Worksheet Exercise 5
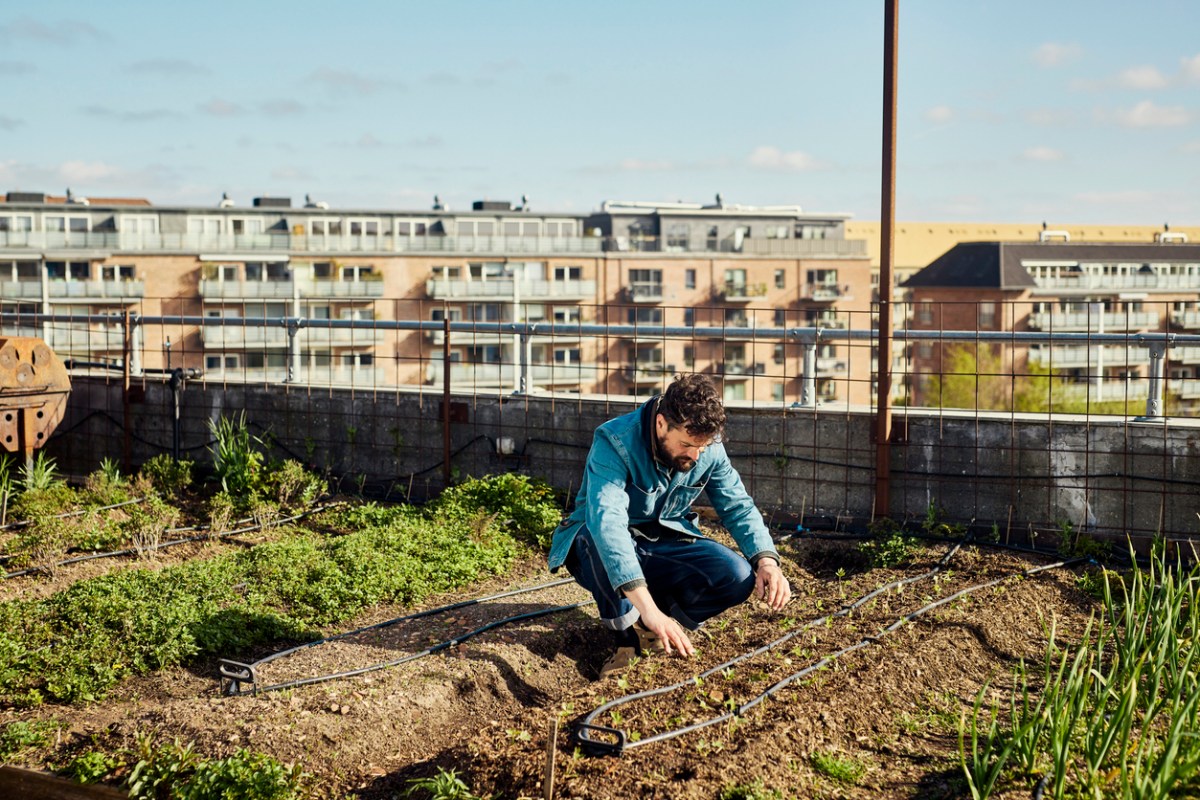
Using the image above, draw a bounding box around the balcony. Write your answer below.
[1034,273,1200,293]
[623,363,675,384]
[624,283,664,303]
[304,327,388,347]
[1026,311,1161,331]
[1170,346,1200,365]
[47,280,145,300]
[605,235,866,257]
[0,230,604,255]
[1029,345,1150,368]
[814,357,848,376]
[1168,379,1200,399]
[715,361,766,378]
[424,361,592,387]
[0,281,43,299]
[425,278,595,301]
[44,327,126,352]
[309,278,385,299]
[202,366,388,387]
[801,283,845,302]
[717,282,769,303]
[199,279,295,300]
[1170,310,1200,329]
[200,325,290,349]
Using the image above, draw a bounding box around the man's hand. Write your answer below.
[624,586,695,657]
[754,558,791,611]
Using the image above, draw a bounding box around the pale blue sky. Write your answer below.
[1,1,1197,224]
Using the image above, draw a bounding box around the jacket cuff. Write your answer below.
[617,578,647,595]
[750,552,781,569]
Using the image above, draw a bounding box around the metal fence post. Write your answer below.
[1136,338,1169,422]
[793,332,817,408]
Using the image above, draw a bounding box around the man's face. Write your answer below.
[654,413,714,472]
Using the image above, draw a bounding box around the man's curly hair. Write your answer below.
[659,374,726,440]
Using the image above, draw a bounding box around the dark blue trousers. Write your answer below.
[565,526,756,631]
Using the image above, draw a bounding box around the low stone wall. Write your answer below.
[46,376,1200,544]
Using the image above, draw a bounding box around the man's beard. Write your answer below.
[655,432,696,472]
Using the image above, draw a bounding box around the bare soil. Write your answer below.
[0,534,1098,799]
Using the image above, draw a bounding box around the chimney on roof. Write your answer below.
[253,196,292,208]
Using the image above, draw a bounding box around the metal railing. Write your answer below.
[5,310,1197,421]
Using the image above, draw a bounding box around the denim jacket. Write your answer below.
[548,397,778,591]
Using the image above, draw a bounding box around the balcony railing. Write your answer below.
[0,281,42,299]
[625,283,664,303]
[801,283,845,302]
[1034,274,1200,292]
[44,280,145,299]
[1026,311,1160,331]
[717,282,770,302]
[199,326,290,349]
[425,361,594,386]
[623,363,675,383]
[606,235,866,257]
[1029,345,1150,368]
[1171,310,1200,329]
[716,361,766,377]
[203,366,387,387]
[425,278,596,301]
[309,279,385,298]
[199,279,295,299]
[0,230,604,255]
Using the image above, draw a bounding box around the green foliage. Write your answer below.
[19,452,62,493]
[718,779,785,800]
[859,518,918,568]
[9,482,76,521]
[78,735,309,800]
[0,719,55,761]
[426,473,561,549]
[0,476,538,705]
[404,768,483,800]
[81,459,132,506]
[810,750,867,785]
[266,460,325,511]
[209,413,265,497]
[139,453,195,495]
[123,494,182,557]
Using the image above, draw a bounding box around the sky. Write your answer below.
[1,1,1198,225]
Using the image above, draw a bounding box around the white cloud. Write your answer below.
[1032,42,1082,68]
[1181,54,1200,84]
[748,145,817,172]
[0,115,22,131]
[82,105,180,123]
[1181,139,1200,154]
[308,67,405,95]
[58,160,120,182]
[1025,107,1081,127]
[925,105,954,124]
[0,17,107,45]
[1118,65,1169,90]
[198,98,243,117]
[259,100,305,116]
[1022,146,1064,162]
[0,61,34,75]
[1115,100,1191,128]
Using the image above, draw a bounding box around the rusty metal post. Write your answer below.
[442,316,452,488]
[123,309,133,472]
[874,0,899,518]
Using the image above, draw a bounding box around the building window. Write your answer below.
[554,347,580,364]
[773,344,785,364]
[724,309,749,328]
[723,383,746,402]
[774,309,787,327]
[666,224,689,251]
[101,265,135,281]
[684,269,696,289]
[683,308,694,326]
[348,219,381,236]
[396,220,428,236]
[552,306,580,323]
[628,307,664,325]
[230,218,263,235]
[45,215,89,233]
[554,266,582,281]
[683,346,694,368]
[978,301,996,328]
[775,269,786,289]
[918,301,934,325]
[120,215,159,234]
[706,226,719,251]
[0,215,33,232]
[772,383,785,402]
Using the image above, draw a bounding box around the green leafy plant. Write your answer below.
[208,412,265,498]
[858,518,918,568]
[404,767,483,800]
[139,453,195,495]
[19,452,61,493]
[425,473,561,549]
[0,719,56,761]
[718,779,784,800]
[267,460,325,510]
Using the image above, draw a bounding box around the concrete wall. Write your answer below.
[44,376,1200,544]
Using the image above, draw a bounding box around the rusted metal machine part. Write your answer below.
[0,337,72,467]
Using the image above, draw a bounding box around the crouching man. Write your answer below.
[549,374,790,678]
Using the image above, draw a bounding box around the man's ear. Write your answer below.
[655,413,668,437]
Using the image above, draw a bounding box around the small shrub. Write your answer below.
[19,452,62,493]
[426,473,561,549]
[124,495,182,558]
[811,750,867,785]
[718,779,785,800]
[0,719,55,761]
[11,516,74,575]
[82,459,132,507]
[67,750,120,784]
[859,518,918,568]
[9,483,77,522]
[209,413,265,498]
[208,491,238,536]
[139,453,195,496]
[267,460,325,511]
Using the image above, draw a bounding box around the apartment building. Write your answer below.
[903,234,1200,407]
[0,191,872,404]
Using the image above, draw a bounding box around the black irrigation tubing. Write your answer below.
[574,537,967,754]
[0,496,150,534]
[577,547,1088,755]
[2,502,346,580]
[218,578,593,697]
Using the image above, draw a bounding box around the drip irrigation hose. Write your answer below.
[576,548,1085,755]
[2,502,346,580]
[218,578,593,697]
[0,496,150,534]
[575,538,966,753]
[1032,774,1050,800]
